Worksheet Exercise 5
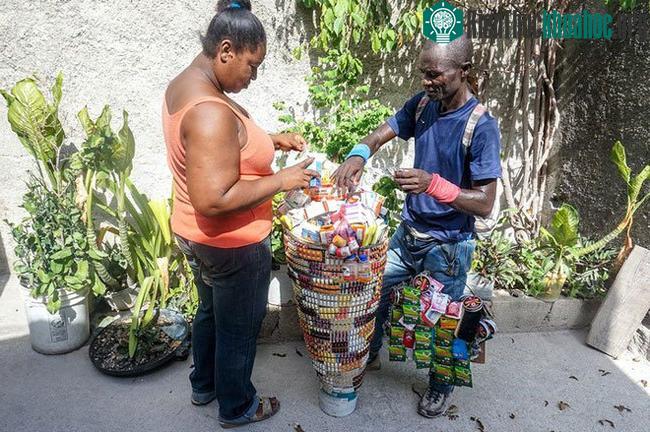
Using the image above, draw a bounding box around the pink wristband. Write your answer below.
[425,173,460,204]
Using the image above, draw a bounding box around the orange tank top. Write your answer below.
[163,95,275,248]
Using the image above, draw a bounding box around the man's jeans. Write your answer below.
[370,223,476,394]
[176,236,271,421]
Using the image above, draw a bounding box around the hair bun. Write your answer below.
[216,0,252,13]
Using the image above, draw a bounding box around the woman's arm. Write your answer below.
[182,103,317,217]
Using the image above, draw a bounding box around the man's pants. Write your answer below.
[369,223,476,394]
[176,236,271,420]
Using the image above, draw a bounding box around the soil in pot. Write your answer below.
[89,309,189,376]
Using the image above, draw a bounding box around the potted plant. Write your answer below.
[2,74,103,353]
[76,107,196,375]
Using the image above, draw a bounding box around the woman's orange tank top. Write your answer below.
[163,95,275,248]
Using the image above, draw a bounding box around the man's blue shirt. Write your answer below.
[386,92,502,242]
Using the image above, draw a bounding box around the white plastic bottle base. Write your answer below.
[318,389,358,417]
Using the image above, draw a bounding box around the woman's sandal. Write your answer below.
[219,396,280,429]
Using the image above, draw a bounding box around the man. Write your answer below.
[333,35,501,418]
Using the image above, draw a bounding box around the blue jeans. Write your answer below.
[176,236,271,421]
[370,223,476,394]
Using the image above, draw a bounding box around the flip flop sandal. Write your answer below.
[219,396,280,429]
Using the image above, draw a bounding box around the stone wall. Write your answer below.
[551,31,650,248]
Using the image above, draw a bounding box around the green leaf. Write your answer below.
[550,204,580,247]
[77,107,95,135]
[50,261,64,274]
[115,110,136,175]
[46,295,61,314]
[629,165,650,203]
[610,141,631,183]
[95,105,112,131]
[88,247,108,260]
[50,248,72,260]
[51,72,63,110]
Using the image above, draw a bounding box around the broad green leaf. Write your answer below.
[77,107,95,135]
[46,296,61,314]
[0,88,15,105]
[610,141,631,183]
[50,248,72,260]
[64,275,83,288]
[88,247,108,260]
[95,105,112,131]
[50,261,64,274]
[76,260,89,279]
[115,111,136,175]
[629,165,650,203]
[550,204,580,247]
[148,199,171,246]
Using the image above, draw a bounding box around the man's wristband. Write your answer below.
[426,173,461,204]
[346,143,371,162]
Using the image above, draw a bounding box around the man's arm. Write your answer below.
[449,179,497,217]
[332,122,396,189]
[393,169,496,218]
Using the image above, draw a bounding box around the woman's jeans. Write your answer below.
[369,223,476,395]
[176,235,271,420]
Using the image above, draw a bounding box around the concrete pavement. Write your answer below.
[1,274,649,432]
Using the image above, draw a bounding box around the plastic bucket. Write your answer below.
[22,286,90,354]
[318,388,358,417]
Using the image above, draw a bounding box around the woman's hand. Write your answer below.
[271,132,307,152]
[277,157,320,191]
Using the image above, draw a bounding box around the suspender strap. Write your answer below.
[415,95,430,122]
[462,104,487,149]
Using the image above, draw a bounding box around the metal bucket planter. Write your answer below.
[284,228,388,416]
[21,285,91,355]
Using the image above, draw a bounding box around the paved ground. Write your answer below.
[1,275,649,432]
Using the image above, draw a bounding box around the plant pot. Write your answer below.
[88,308,190,377]
[104,285,138,311]
[538,283,563,302]
[21,285,91,354]
[464,272,494,300]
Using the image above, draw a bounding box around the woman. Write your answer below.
[163,1,317,428]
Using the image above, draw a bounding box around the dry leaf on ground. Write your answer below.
[558,401,570,411]
[598,419,615,428]
[569,376,579,381]
[272,352,287,357]
[509,413,516,419]
[613,405,631,413]
[293,423,305,432]
[470,416,485,432]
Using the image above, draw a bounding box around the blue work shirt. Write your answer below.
[386,92,502,242]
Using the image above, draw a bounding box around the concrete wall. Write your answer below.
[552,34,650,247]
[0,0,315,270]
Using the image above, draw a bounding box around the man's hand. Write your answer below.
[393,168,433,194]
[271,133,307,152]
[332,156,365,191]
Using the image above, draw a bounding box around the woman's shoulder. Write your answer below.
[165,68,225,115]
